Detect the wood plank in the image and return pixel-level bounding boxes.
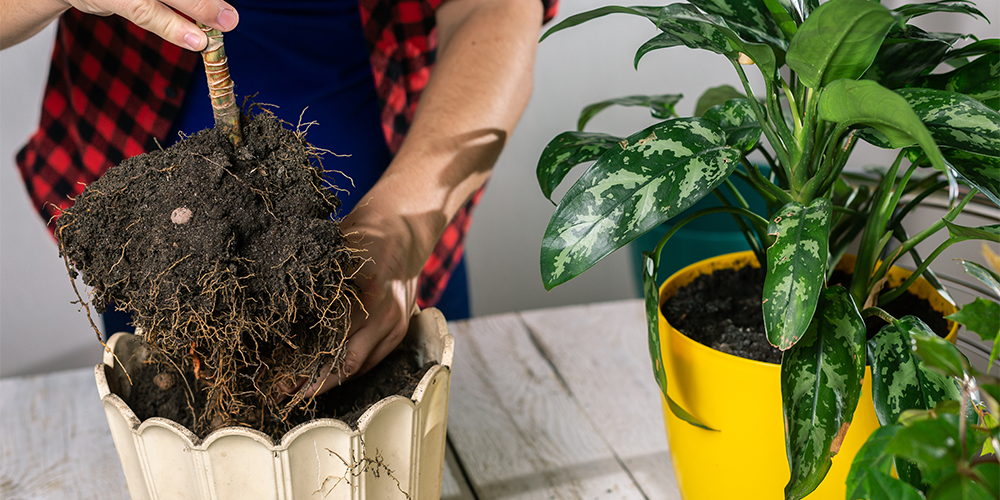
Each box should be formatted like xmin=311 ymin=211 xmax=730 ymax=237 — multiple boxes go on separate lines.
xmin=446 ymin=314 xmax=646 ymax=499
xmin=519 ymin=300 xmax=681 ymax=499
xmin=1 ymin=367 xmax=130 ymax=500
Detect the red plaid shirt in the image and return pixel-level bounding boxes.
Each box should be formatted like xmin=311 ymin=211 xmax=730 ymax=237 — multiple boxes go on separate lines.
xmin=17 ymin=0 xmax=558 ymax=308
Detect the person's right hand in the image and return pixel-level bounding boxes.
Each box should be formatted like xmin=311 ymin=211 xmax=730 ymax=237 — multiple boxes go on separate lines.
xmin=66 ymin=0 xmax=238 ymax=50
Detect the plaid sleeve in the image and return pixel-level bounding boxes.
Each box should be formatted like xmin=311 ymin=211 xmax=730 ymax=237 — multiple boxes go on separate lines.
xmin=15 ymin=11 xmax=197 ymax=233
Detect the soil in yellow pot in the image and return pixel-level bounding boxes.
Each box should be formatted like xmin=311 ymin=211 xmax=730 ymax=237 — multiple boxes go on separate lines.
xmin=656 ymin=251 xmax=956 ymax=499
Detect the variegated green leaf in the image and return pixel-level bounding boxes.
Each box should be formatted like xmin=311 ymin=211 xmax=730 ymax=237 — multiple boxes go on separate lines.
xmin=944 ymin=39 xmax=1000 ymax=62
xmin=946 ymin=298 xmax=1000 ymax=368
xmin=893 ymin=0 xmax=987 ymax=23
xmin=763 ymin=198 xmax=832 ymax=350
xmin=703 ymin=98 xmax=762 ymax=152
xmin=942 ymin=149 xmax=1000 ymax=207
xmin=642 ymin=250 xmax=715 ymax=430
xmin=657 ymin=4 xmax=780 ymax=81
xmin=785 ymin=0 xmax=897 ymax=89
xmin=868 ymin=316 xmax=962 ymax=427
xmin=539 ymin=5 xmax=662 ymax=42
xmin=845 ymin=425 xmax=925 ymax=500
xmin=782 ymin=285 xmax=866 ymax=500
xmin=863 ymin=25 xmax=959 ymax=90
xmin=688 ymin=0 xmax=788 ymax=45
xmin=694 ymin=85 xmax=747 ymax=117
xmin=537 ymin=132 xmax=623 ymax=203
xmin=944 ymin=221 xmax=1000 ymax=243
xmin=910 ymin=317 xmax=970 ymax=379
xmin=541 ymin=118 xmax=739 ymax=290
xmin=956 ymin=259 xmax=1000 ymax=298
xmin=655 ymin=4 xmax=733 ymax=55
xmin=760 ymin=0 xmax=797 ymax=40
xmin=917 ymin=50 xmax=999 ymax=111
xmin=634 ymin=32 xmax=688 ymax=68
xmin=896 ymin=88 xmax=1000 ymax=159
xmin=577 ymin=94 xmax=682 ymax=131
xmin=821 ymin=79 xmax=946 ymax=172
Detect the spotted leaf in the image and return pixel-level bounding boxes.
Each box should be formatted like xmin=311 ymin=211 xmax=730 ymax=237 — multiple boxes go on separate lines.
xmin=539 ymin=5 xmax=662 ymax=42
xmin=862 ymin=25 xmax=959 ymax=90
xmin=703 ymin=98 xmax=762 ymax=152
xmin=541 ymin=118 xmax=738 ymax=290
xmin=688 ymin=0 xmax=788 ymax=46
xmin=642 ymin=250 xmax=714 ymax=430
xmin=781 ymin=285 xmax=866 ymax=500
xmin=537 ymin=132 xmax=623 ymax=203
xmin=896 ymin=88 xmax=1000 ymax=158
xmin=763 ymin=198 xmax=832 ymax=350
xmin=918 ymin=50 xmax=1000 ymax=111
xmin=785 ymin=0 xmax=897 ymax=89
xmin=941 ymin=149 xmax=1000 ymax=207
xmin=576 ymin=94 xmax=682 ymax=131
xmin=867 ymin=316 xmax=961 ymax=428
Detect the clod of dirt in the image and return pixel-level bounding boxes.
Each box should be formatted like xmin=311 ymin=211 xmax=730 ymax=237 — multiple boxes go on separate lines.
xmin=57 ymin=109 xmax=362 ymax=436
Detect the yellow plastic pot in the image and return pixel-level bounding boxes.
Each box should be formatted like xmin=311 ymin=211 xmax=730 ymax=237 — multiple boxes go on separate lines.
xmin=657 ymin=251 xmax=956 ymax=499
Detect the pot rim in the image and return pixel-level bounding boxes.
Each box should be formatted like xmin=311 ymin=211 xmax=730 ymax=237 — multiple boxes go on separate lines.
xmin=95 ymin=307 xmax=453 ymax=449
xmin=657 ymin=250 xmax=959 ymax=368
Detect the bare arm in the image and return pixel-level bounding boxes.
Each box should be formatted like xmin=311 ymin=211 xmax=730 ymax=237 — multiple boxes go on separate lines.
xmin=0 ymin=0 xmax=238 ymax=50
xmin=299 ymin=0 xmax=544 ymax=395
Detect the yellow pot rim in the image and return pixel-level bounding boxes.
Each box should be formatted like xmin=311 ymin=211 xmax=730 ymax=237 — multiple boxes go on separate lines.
xmin=657 ymin=250 xmax=959 ymax=367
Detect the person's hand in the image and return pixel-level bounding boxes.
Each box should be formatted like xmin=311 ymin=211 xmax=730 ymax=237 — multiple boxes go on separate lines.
xmin=281 ymin=199 xmax=427 ymax=399
xmin=65 ymin=0 xmax=238 ymax=50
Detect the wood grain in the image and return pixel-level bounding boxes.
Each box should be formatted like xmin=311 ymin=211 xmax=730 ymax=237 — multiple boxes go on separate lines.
xmin=447 ymin=313 xmax=647 ymax=498
xmin=520 ymin=300 xmax=681 ymax=499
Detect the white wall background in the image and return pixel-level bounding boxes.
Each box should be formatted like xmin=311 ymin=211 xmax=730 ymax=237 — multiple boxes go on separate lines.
xmin=2 ymin=1 xmax=997 ymax=378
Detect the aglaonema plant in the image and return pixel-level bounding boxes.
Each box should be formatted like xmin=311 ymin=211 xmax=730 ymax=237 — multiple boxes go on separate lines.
xmin=535 ymin=0 xmax=999 ymax=497
xmin=848 ymin=264 xmax=1000 ymax=499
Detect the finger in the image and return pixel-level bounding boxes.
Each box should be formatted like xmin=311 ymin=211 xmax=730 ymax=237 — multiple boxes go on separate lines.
xmin=341 ymin=309 xmax=409 ymax=381
xmin=109 ymin=0 xmax=238 ymax=50
xmin=300 ymin=359 xmax=345 ymax=398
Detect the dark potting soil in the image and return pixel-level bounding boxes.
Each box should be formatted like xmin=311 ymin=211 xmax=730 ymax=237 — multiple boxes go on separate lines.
xmin=126 ymin=347 xmax=434 ymax=439
xmin=57 ymin=109 xmax=362 ymax=435
xmin=662 ymin=266 xmax=949 ymax=364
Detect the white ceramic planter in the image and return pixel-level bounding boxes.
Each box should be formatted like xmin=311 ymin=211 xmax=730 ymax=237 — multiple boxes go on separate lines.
xmin=96 ymin=308 xmax=453 ymax=500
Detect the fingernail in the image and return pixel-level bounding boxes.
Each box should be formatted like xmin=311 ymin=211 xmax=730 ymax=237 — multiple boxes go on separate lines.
xmin=217 ymin=8 xmax=238 ymax=30
xmin=184 ymin=32 xmax=203 ymax=50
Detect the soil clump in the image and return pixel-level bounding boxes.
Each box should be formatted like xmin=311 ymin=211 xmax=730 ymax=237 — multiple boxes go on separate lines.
xmin=58 ymin=109 xmax=363 ymax=436
xmin=662 ymin=265 xmax=949 ymax=364
xmin=127 ymin=346 xmax=433 ymax=439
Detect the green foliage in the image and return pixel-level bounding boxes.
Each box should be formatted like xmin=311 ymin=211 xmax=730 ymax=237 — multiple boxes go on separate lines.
xmin=535 ymin=0 xmax=999 ymax=498
xmin=780 ymin=286 xmax=865 ymax=499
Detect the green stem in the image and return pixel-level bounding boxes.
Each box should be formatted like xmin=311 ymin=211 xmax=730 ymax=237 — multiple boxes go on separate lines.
xmin=654 ymin=205 xmax=770 ymax=266
xmin=877 ymin=190 xmax=978 ymax=305
xmin=742 ymin=157 xmax=794 ymax=206
xmin=732 ymin=60 xmax=790 ymax=171
xmin=861 ymin=306 xmax=895 ymax=324
xmin=791 ymin=88 xmax=818 ymax=196
xmin=849 ymin=151 xmax=906 ymax=305
xmin=199 ymin=23 xmax=242 ymax=147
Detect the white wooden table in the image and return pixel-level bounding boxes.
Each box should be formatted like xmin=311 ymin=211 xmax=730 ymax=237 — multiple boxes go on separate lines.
xmin=1 ymin=299 xmax=680 ymax=499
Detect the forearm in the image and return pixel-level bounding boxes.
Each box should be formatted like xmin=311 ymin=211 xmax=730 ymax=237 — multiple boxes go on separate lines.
xmin=349 ymin=0 xmax=543 ymax=264
xmin=0 ymin=0 xmax=69 ymax=49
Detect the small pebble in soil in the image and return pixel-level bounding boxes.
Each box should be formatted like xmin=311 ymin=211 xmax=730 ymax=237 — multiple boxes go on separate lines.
xmin=153 ymin=372 xmax=176 ymax=391
xmin=170 ymin=207 xmax=192 ymax=224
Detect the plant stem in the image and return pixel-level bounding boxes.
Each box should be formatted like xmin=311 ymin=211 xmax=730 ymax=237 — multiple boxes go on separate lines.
xmin=198 ymin=23 xmax=242 ymax=148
